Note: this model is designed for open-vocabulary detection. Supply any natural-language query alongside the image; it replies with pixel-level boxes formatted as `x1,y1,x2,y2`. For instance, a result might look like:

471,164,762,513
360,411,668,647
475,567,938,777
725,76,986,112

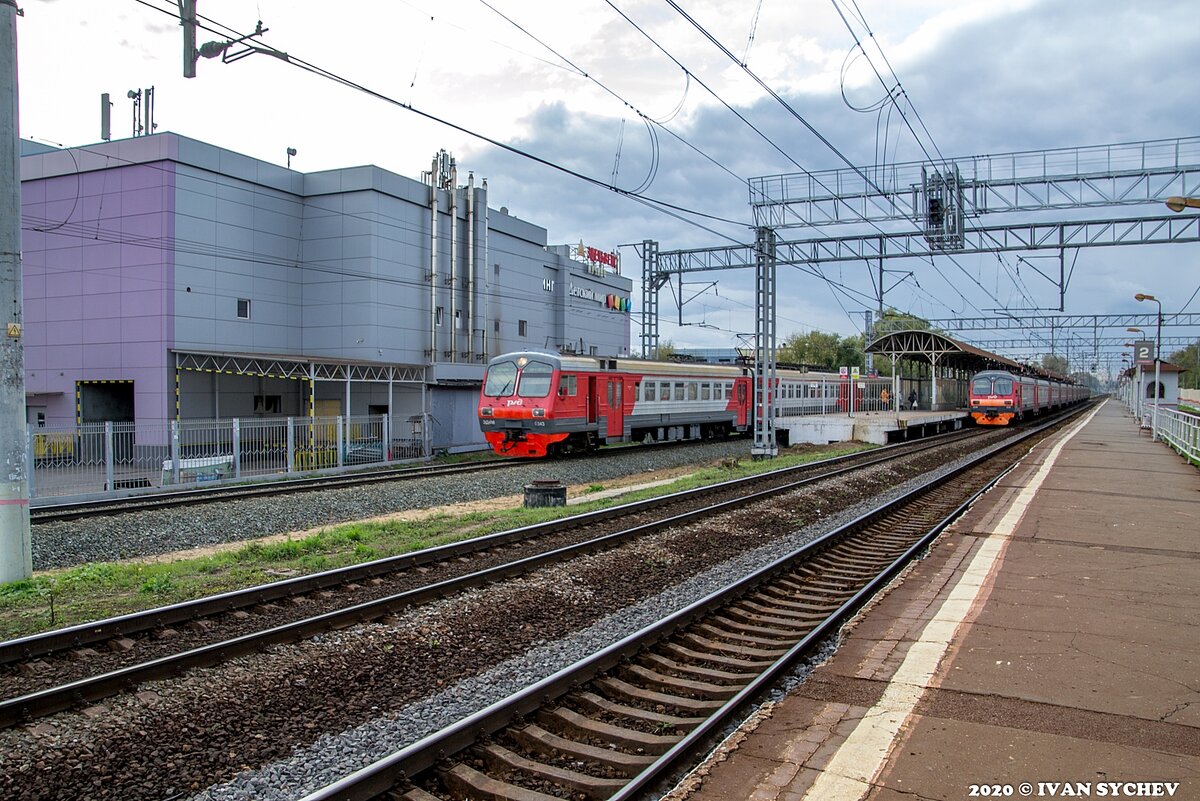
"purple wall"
22,162,176,426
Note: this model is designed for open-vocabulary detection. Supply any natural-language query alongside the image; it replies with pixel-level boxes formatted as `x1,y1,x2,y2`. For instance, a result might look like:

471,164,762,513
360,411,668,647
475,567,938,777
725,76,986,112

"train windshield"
972,377,994,395
517,361,554,398
484,361,518,397
993,377,1013,394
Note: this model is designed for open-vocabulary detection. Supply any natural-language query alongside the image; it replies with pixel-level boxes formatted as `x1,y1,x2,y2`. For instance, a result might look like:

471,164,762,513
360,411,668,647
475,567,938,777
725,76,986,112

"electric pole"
1,0,33,582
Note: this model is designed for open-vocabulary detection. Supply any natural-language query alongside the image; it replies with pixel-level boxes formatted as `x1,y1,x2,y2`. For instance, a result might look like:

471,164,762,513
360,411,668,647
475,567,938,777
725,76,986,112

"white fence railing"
1114,389,1200,468
1154,407,1200,467
28,414,427,501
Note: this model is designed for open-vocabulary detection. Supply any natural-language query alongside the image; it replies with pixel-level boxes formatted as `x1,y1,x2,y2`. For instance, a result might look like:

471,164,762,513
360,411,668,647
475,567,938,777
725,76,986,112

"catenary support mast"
0,0,33,582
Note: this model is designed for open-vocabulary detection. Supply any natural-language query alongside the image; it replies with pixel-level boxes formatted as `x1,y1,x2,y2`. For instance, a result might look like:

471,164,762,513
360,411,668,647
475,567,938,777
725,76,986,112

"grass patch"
0,442,872,640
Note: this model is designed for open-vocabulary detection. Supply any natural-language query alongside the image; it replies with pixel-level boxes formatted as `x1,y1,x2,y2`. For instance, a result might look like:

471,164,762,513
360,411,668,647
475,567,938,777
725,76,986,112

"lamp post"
1165,196,1200,212
1126,327,1144,420
1135,294,1163,441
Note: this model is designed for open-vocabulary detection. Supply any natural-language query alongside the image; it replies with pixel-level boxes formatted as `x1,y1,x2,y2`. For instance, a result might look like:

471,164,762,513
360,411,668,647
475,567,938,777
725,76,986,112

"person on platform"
908,390,918,410
880,388,890,411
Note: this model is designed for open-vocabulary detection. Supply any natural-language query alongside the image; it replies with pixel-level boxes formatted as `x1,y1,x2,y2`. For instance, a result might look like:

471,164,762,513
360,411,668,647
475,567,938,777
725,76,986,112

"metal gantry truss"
749,137,1200,228
643,137,1200,453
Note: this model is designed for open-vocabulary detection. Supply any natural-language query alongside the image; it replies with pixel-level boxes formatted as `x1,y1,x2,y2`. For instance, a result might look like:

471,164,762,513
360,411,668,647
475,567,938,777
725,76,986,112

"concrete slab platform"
678,400,1200,801
779,410,970,446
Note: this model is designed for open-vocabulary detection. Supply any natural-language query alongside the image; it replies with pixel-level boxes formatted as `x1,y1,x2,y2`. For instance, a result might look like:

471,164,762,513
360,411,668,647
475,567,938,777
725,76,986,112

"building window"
518,320,527,337
454,309,463,330
237,298,251,319
253,395,281,414
494,262,500,276
436,306,444,326
493,319,500,333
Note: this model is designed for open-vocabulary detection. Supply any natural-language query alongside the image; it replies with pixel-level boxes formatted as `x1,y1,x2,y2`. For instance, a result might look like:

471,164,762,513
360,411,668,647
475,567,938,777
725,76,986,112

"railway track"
29,435,743,524
0,425,998,726
29,458,518,524
298,406,1092,801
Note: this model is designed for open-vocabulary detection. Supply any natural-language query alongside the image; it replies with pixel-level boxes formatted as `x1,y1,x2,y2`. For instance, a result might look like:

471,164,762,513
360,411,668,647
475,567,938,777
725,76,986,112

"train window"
607,380,615,408
674,383,685,401
558,374,577,396
484,361,518,396
517,361,553,397
971,377,992,394
737,383,747,402
633,382,641,401
688,383,698,401
701,384,711,401
993,378,1013,394
725,382,734,397
660,381,670,400
644,382,656,401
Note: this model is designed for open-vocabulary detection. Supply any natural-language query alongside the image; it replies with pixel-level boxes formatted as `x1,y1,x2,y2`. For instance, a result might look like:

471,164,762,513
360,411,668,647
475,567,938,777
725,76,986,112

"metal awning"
865,329,1028,373
172,350,427,383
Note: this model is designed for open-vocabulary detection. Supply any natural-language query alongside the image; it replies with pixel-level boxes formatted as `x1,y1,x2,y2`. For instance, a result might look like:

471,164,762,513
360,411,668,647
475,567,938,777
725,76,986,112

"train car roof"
486,351,845,382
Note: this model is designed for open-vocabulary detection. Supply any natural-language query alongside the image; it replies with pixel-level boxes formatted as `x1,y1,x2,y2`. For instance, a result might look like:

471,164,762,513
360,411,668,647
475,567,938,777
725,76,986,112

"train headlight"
532,408,546,417
481,407,493,416
1003,400,1012,406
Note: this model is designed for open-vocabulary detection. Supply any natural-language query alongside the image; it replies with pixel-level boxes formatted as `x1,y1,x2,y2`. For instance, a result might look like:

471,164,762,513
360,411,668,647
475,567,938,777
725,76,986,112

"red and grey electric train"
968,369,1089,425
477,351,860,458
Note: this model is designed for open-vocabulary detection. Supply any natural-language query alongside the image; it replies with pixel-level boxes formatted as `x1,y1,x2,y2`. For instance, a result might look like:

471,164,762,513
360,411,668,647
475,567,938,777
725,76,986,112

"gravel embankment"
32,440,754,571
193,453,973,801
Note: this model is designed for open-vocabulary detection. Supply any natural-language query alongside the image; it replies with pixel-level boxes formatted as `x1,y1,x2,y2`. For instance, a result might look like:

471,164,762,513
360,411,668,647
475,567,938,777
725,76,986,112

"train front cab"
478,355,569,457
970,371,1020,425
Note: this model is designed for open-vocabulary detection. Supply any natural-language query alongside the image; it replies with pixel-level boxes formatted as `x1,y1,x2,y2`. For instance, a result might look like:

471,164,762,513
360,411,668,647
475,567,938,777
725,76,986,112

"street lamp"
1135,293,1163,441
1165,196,1200,212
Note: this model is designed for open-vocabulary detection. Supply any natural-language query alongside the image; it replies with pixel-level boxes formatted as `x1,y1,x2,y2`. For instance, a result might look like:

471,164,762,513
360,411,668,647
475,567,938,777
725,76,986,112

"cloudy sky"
14,0,1200,372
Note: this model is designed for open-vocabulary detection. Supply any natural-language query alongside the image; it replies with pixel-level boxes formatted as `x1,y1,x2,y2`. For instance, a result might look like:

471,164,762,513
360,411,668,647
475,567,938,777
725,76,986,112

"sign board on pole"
839,366,849,377
1134,340,1155,365
850,366,861,380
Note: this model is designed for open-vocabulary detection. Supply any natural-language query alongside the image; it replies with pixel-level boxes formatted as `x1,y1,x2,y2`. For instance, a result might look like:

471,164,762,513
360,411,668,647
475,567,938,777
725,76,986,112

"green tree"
1167,342,1200,389
778,331,852,370
874,309,935,337
653,339,676,361
1040,354,1069,375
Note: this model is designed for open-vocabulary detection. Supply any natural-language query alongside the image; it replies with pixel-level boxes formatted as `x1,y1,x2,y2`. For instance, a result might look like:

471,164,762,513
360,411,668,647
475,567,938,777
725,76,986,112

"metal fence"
1153,407,1200,467
1115,387,1200,468
773,377,932,417
28,415,428,501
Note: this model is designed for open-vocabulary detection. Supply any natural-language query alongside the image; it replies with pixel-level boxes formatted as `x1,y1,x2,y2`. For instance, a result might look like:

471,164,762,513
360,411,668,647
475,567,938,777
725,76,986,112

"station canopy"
865,329,1043,376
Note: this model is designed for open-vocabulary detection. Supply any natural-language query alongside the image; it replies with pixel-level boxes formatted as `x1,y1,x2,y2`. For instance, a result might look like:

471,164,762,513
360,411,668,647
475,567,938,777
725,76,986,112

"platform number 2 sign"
1134,340,1155,364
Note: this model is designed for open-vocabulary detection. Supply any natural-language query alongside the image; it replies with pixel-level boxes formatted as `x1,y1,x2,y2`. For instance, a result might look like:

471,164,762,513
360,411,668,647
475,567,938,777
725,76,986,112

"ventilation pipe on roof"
429,153,439,365
467,171,475,361
448,158,458,362
481,178,490,359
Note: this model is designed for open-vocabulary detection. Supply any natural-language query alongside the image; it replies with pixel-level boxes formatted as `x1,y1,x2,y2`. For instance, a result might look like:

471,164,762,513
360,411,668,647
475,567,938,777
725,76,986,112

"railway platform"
779,408,969,446
678,399,1200,801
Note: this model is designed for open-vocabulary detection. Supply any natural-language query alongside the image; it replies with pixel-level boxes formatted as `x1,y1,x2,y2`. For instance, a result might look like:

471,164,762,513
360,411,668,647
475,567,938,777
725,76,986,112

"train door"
606,379,624,440
587,376,599,425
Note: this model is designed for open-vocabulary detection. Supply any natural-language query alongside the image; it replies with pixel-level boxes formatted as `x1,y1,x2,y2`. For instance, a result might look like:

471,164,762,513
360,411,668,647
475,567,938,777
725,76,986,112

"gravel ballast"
32,440,755,571
189,450,985,801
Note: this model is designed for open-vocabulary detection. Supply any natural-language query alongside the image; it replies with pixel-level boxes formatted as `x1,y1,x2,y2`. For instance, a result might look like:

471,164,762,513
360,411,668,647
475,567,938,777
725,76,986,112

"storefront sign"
574,241,620,275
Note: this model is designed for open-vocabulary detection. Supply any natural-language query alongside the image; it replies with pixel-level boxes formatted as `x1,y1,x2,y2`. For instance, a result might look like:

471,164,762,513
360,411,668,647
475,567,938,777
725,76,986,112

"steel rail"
1,428,978,667
30,459,518,523
0,427,989,725
295,407,1086,801
29,433,723,523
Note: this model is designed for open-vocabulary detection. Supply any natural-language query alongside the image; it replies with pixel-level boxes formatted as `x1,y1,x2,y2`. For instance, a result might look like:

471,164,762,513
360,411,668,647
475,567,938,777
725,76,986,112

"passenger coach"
478,351,752,457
